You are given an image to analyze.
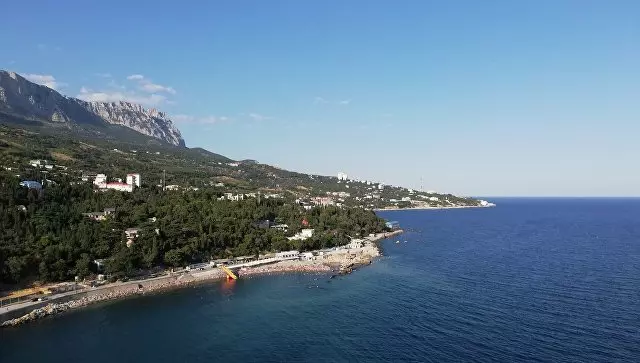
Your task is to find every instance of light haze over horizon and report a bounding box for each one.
[1,1,638,197]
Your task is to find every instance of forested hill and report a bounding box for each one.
[0,173,386,284]
[0,124,484,209]
[0,122,484,286]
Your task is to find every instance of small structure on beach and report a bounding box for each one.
[275,250,300,260]
[212,258,232,266]
[299,252,314,261]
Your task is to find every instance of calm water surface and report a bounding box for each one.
[1,198,639,362]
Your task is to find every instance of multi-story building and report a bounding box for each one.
[126,173,141,187]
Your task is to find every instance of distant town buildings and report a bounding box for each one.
[312,196,335,207]
[337,172,348,181]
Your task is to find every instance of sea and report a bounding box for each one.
[1,198,639,362]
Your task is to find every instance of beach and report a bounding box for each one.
[1,230,402,327]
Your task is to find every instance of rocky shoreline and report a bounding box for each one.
[1,230,401,328]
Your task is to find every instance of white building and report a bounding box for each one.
[224,193,244,201]
[299,252,314,261]
[104,183,134,192]
[337,172,348,181]
[347,239,364,249]
[94,174,108,186]
[275,250,300,259]
[126,173,141,187]
[287,229,314,241]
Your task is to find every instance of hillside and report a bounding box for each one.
[0,124,486,209]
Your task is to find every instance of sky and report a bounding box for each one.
[1,1,639,196]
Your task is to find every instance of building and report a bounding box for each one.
[299,252,314,261]
[275,250,300,259]
[94,174,108,186]
[212,258,232,266]
[93,259,105,272]
[347,239,364,249]
[126,173,141,187]
[83,212,106,221]
[312,197,335,207]
[337,172,348,181]
[287,229,314,241]
[271,224,289,232]
[20,180,43,190]
[29,159,48,168]
[224,193,244,201]
[103,182,133,192]
[125,228,139,247]
[81,172,97,182]
[385,221,400,230]
[94,173,138,192]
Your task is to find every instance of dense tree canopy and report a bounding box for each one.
[0,171,387,285]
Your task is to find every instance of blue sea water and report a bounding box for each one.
[1,198,639,362]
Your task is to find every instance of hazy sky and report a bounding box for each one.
[2,1,638,196]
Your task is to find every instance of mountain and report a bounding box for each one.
[0,70,184,146]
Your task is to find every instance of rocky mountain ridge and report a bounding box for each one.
[0,70,185,146]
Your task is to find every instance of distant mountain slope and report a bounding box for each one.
[0,70,184,146]
[0,124,486,210]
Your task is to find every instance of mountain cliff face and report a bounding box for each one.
[0,70,185,146]
[77,101,184,147]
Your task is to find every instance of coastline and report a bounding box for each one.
[1,230,402,328]
[374,204,495,212]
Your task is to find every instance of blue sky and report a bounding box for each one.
[1,1,639,196]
